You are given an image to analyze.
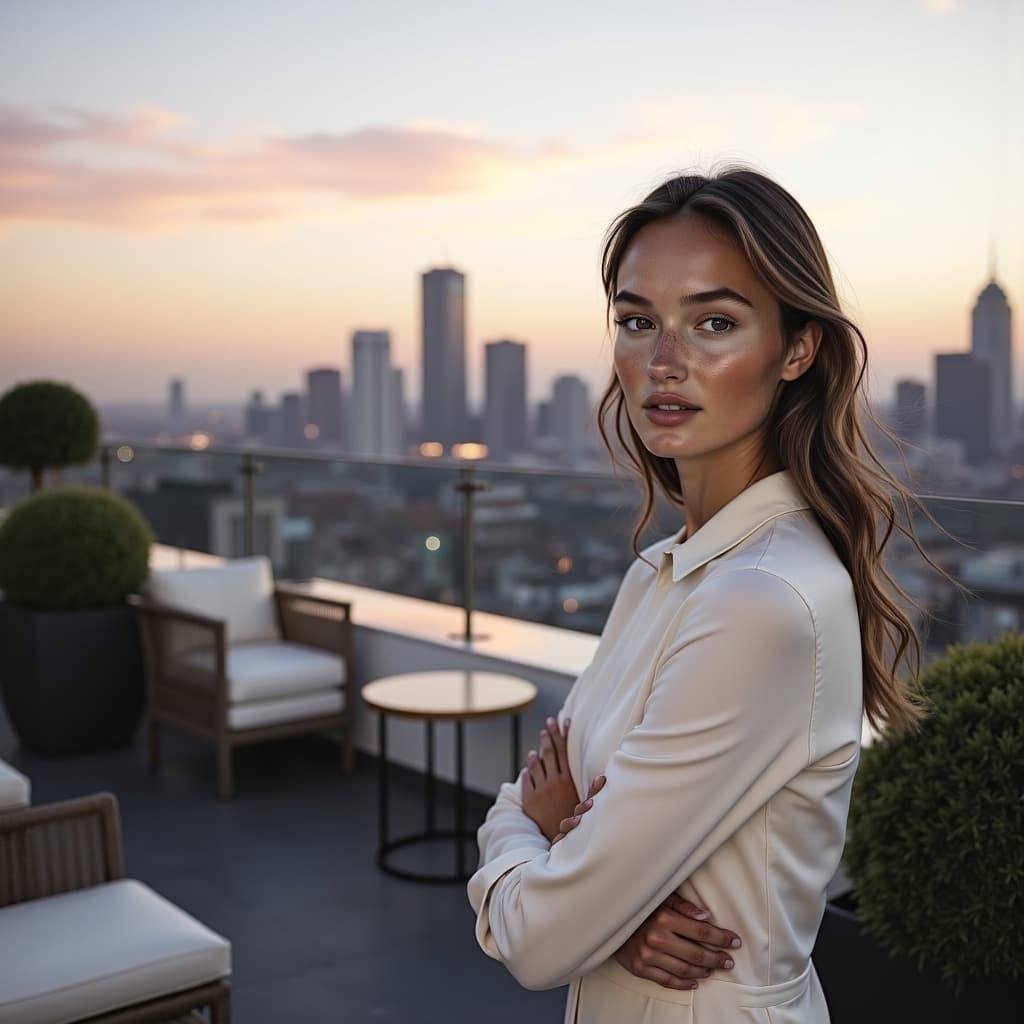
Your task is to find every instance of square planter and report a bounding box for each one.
[0,603,144,755]
[813,898,1019,1023]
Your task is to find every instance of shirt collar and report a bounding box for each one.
[660,470,811,583]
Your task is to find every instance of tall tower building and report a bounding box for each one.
[420,267,466,447]
[352,330,402,457]
[935,353,992,464]
[306,368,343,445]
[893,379,926,442]
[168,378,185,431]
[971,280,1013,452]
[278,392,305,449]
[484,340,528,461]
[551,375,592,464]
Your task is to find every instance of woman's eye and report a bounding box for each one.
[614,315,655,332]
[698,316,735,334]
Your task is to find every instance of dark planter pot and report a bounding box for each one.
[0,602,144,756]
[813,898,1019,1023]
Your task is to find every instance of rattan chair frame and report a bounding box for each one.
[0,792,231,1022]
[131,585,354,798]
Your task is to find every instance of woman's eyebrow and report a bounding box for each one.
[613,286,754,308]
[681,287,754,309]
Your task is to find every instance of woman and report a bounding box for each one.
[467,167,929,1022]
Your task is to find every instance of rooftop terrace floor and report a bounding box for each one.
[0,711,567,1023]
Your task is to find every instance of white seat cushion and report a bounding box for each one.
[147,556,280,645]
[0,758,29,811]
[228,689,344,730]
[176,642,345,704]
[0,878,231,1024]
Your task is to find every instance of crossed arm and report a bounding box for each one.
[468,569,816,990]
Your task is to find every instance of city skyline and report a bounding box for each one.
[1,1,1021,405]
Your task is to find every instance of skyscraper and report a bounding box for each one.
[351,330,402,457]
[551,375,592,464]
[484,340,528,461]
[420,267,466,447]
[306,368,343,445]
[893,379,926,442]
[168,378,185,431]
[971,280,1013,452]
[279,392,305,449]
[935,353,992,464]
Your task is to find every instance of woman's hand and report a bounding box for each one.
[556,795,742,990]
[521,717,579,842]
[613,893,742,990]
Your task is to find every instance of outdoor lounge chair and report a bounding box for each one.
[0,791,231,1023]
[132,555,354,797]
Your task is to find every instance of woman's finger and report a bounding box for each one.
[547,716,568,774]
[540,718,564,775]
[550,831,566,846]
[587,774,606,799]
[572,798,593,816]
[664,896,742,951]
[538,728,556,778]
[526,749,545,786]
[633,964,699,991]
[558,814,581,833]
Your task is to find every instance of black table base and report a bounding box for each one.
[376,714,522,884]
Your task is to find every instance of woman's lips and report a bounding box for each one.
[644,407,699,426]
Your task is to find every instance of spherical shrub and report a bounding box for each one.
[844,633,1024,988]
[0,486,153,610]
[0,381,101,484]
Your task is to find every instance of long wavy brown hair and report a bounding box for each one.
[598,167,946,733]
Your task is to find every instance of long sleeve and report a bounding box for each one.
[467,568,817,991]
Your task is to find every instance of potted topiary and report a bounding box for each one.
[813,633,1023,1022]
[0,485,154,755]
[0,380,101,492]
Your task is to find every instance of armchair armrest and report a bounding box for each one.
[128,594,227,635]
[274,587,353,656]
[0,792,124,908]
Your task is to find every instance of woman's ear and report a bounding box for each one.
[781,321,823,382]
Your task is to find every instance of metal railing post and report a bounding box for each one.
[239,453,262,557]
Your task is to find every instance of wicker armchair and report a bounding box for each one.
[0,792,231,1023]
[132,556,354,798]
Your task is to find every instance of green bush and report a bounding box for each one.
[844,633,1024,988]
[0,381,101,489]
[0,486,153,610]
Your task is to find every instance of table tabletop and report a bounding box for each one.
[361,670,537,722]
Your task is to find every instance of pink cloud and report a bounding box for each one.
[0,106,563,228]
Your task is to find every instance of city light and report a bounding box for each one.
[425,535,441,552]
[115,445,134,463]
[562,598,579,614]
[419,442,444,458]
[556,556,573,574]
[188,432,211,451]
[304,423,320,440]
[452,442,488,461]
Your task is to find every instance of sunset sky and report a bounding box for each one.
[1,0,1020,411]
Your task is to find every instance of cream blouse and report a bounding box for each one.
[468,471,864,1023]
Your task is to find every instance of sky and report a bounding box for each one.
[1,0,1021,411]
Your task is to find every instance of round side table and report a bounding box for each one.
[362,670,537,884]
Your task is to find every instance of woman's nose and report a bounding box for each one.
[647,329,689,380]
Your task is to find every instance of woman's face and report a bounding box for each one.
[612,213,811,472]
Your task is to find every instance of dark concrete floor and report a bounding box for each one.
[0,712,567,1023]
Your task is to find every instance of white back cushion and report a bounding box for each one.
[147,556,280,645]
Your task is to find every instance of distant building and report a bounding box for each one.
[421,267,466,447]
[306,368,343,445]
[244,389,274,442]
[935,353,992,464]
[894,379,926,441]
[551,375,592,464]
[278,392,305,448]
[351,330,402,457]
[168,378,185,431]
[971,280,1013,453]
[484,340,528,461]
